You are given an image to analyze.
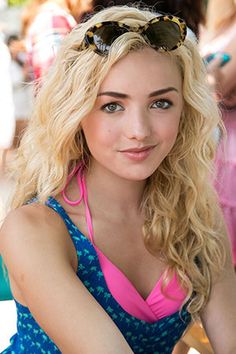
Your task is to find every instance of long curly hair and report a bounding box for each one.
[9,5,226,320]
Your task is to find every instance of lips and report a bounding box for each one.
[119,145,156,161]
[120,145,156,153]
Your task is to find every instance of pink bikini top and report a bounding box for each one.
[62,164,186,323]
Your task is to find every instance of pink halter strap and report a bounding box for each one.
[61,165,187,323]
[62,164,94,243]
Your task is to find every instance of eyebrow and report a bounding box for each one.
[97,87,178,99]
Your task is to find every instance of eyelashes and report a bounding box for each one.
[151,99,173,110]
[101,102,124,113]
[101,99,173,114]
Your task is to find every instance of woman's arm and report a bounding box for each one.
[0,204,133,353]
[200,231,236,354]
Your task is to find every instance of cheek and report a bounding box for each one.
[167,124,180,142]
[156,116,181,144]
[82,118,116,151]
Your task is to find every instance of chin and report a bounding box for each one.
[119,167,158,181]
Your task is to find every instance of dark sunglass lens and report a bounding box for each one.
[144,20,181,50]
[93,24,128,54]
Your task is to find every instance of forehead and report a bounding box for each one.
[99,48,182,93]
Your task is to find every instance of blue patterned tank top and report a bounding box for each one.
[1,197,191,354]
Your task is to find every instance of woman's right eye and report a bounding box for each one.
[101,102,124,113]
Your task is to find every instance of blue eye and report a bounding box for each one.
[101,102,124,113]
[151,99,172,110]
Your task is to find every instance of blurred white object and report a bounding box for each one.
[188,349,200,354]
[0,300,17,351]
[0,39,15,149]
[10,59,33,121]
[0,0,7,11]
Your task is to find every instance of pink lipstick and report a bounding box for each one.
[120,145,156,161]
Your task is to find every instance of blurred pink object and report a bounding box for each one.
[214,108,236,264]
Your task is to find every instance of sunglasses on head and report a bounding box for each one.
[82,15,187,56]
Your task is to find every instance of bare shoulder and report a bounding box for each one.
[0,203,68,253]
[0,202,79,307]
[0,203,77,286]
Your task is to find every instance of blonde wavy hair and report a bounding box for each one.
[10,5,226,320]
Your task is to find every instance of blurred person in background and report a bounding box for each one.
[3,0,93,145]
[0,34,15,170]
[200,0,236,270]
[21,0,93,83]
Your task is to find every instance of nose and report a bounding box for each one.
[124,108,152,141]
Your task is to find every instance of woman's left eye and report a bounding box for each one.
[151,99,172,110]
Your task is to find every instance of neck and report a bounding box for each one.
[85,160,147,218]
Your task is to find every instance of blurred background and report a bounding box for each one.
[0,0,23,34]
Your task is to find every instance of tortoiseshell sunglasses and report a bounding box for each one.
[82,15,187,56]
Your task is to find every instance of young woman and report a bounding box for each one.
[0,5,236,354]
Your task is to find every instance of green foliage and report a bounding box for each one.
[8,0,28,6]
